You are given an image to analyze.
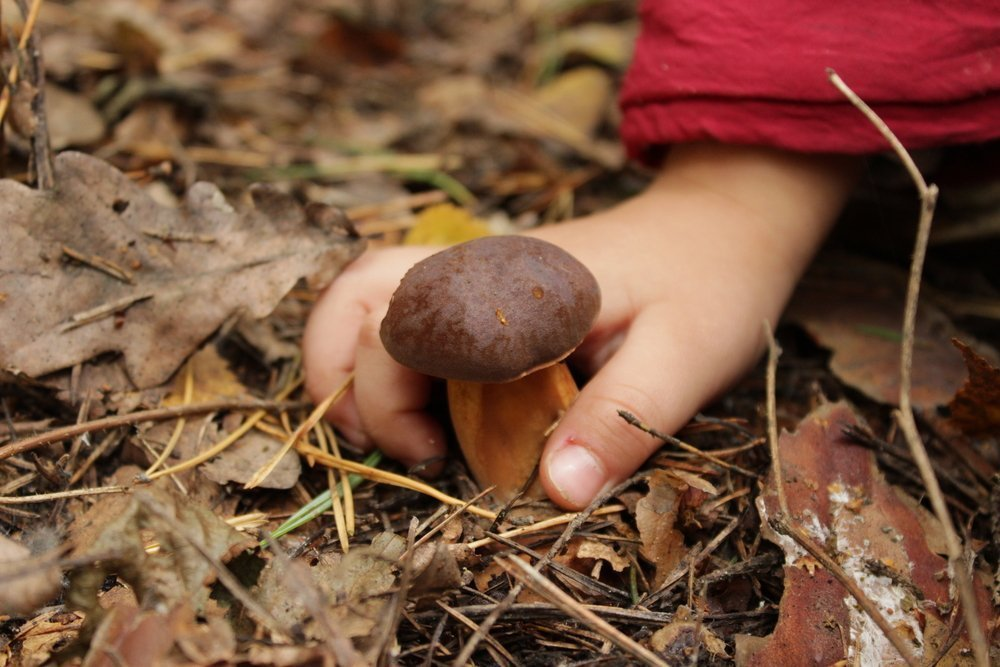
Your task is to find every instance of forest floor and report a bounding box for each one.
[0,1,997,665]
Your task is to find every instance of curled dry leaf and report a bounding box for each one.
[635,469,688,590]
[257,532,403,642]
[748,401,993,666]
[650,605,729,661]
[67,483,256,621]
[0,152,363,389]
[947,338,1000,435]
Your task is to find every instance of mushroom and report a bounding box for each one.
[380,236,600,501]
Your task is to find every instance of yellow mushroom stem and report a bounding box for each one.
[447,362,578,502]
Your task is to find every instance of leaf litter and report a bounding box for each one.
[0,1,997,665]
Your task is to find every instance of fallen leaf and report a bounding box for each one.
[787,256,968,409]
[947,338,1000,435]
[547,22,639,70]
[257,532,402,641]
[403,203,492,246]
[1,609,84,667]
[748,401,992,666]
[201,431,302,490]
[162,346,249,406]
[575,538,630,575]
[0,535,61,616]
[409,540,463,599]
[67,483,256,624]
[650,605,729,660]
[0,152,363,389]
[635,469,688,590]
[533,67,613,140]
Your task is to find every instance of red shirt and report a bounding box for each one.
[620,1,1000,161]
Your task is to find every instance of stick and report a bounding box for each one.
[0,399,302,461]
[829,68,988,667]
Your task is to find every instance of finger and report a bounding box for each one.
[302,277,372,446]
[302,246,436,446]
[353,306,448,469]
[540,302,762,509]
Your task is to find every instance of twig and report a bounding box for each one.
[0,0,41,124]
[763,322,789,517]
[0,398,301,462]
[0,484,129,504]
[499,555,668,667]
[829,69,989,667]
[462,504,625,551]
[618,410,759,479]
[769,515,920,666]
[451,474,646,665]
[763,321,919,665]
[57,293,154,333]
[437,601,517,665]
[14,0,52,188]
[61,245,135,283]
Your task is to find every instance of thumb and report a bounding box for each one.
[539,303,752,509]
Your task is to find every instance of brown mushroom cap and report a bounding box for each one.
[380,236,600,383]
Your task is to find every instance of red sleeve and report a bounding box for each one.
[619,1,1000,161]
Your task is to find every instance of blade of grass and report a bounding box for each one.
[265,450,382,543]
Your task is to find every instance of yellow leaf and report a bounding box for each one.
[532,66,613,139]
[163,346,248,405]
[404,203,492,246]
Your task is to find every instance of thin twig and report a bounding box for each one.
[829,68,988,667]
[499,555,668,667]
[462,504,626,551]
[763,321,789,517]
[619,410,759,479]
[437,601,517,665]
[451,474,646,665]
[0,0,42,124]
[0,484,130,504]
[769,515,920,666]
[763,321,919,665]
[0,399,302,462]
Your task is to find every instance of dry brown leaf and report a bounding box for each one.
[947,338,1000,435]
[0,152,362,389]
[575,538,630,575]
[257,532,402,641]
[749,401,993,666]
[67,483,256,622]
[787,256,968,409]
[162,346,249,406]
[201,431,302,490]
[635,469,688,590]
[410,540,464,599]
[0,535,61,616]
[650,605,729,661]
[1,609,84,667]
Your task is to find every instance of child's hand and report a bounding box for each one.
[303,143,858,509]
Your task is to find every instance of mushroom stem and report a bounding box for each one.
[447,362,578,502]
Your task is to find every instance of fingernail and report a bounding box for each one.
[547,443,607,508]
